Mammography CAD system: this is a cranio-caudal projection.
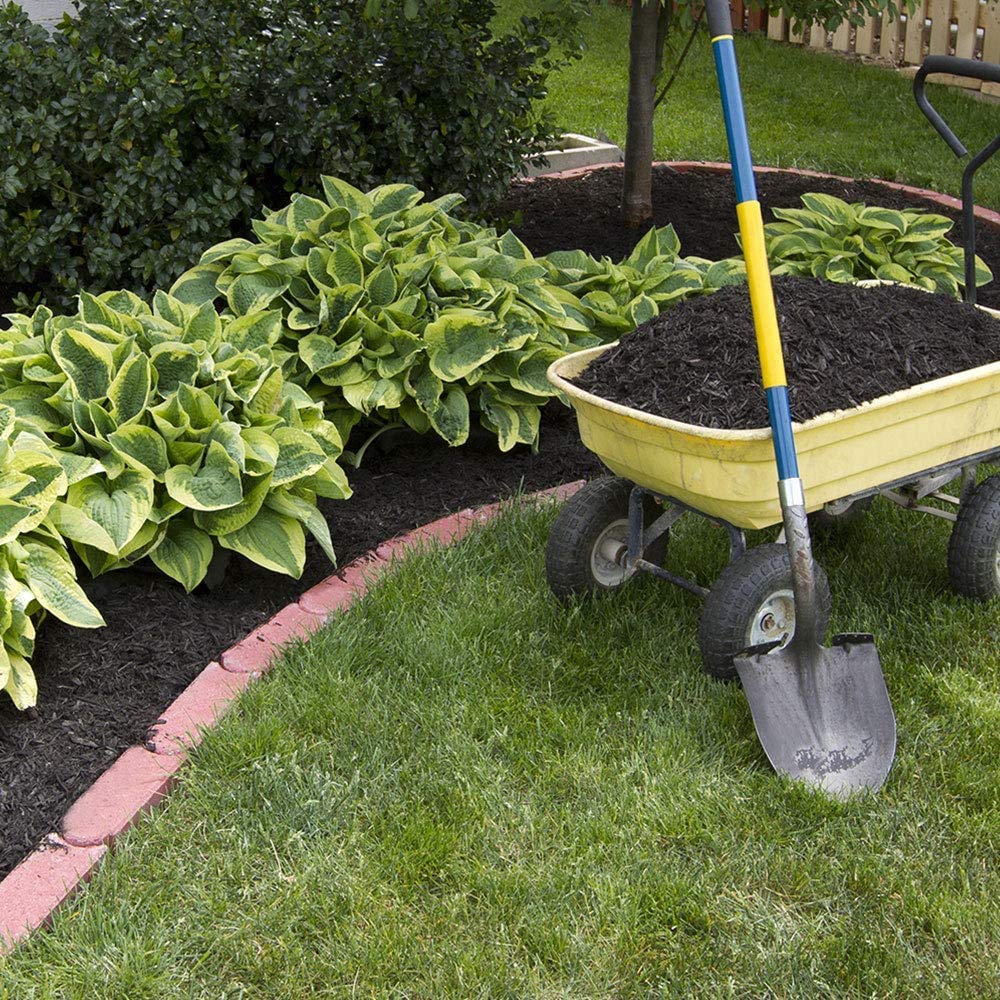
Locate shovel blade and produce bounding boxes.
[735,635,896,797]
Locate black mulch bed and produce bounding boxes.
[573,276,1000,429]
[498,164,1000,311]
[3,163,999,880]
[0,407,602,880]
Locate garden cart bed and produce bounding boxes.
[551,311,1000,530]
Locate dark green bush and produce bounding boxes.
[0,0,569,311]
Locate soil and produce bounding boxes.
[571,276,1000,429]
[497,164,1000,311]
[0,406,602,880]
[3,162,999,881]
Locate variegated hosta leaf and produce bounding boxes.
[149,517,214,593]
[165,441,244,511]
[16,537,105,629]
[218,506,306,578]
[68,471,156,551]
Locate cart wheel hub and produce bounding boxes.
[749,588,796,647]
[591,519,632,587]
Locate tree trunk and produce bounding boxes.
[622,0,671,227]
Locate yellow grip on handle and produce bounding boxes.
[736,200,786,390]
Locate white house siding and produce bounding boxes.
[19,1,77,28]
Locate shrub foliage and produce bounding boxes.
[0,0,567,311]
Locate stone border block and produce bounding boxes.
[145,662,256,755]
[0,835,106,956]
[60,747,185,848]
[219,602,323,674]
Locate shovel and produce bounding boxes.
[705,0,896,795]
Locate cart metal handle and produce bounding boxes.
[913,55,1000,305]
[914,56,1000,158]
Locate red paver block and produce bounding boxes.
[146,661,256,755]
[61,746,185,849]
[0,834,107,955]
[375,512,474,563]
[220,601,324,673]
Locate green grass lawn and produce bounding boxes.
[498,1,1000,210]
[1,498,996,996]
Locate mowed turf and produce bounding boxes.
[495,1,1000,211]
[2,498,996,997]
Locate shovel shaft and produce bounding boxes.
[706,0,818,642]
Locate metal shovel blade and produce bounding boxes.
[735,634,896,797]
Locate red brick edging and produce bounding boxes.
[0,482,584,956]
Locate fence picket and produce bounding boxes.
[880,10,899,58]
[831,16,851,51]
[767,11,786,40]
[855,14,878,54]
[903,8,926,63]
[953,0,978,57]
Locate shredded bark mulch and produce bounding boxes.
[3,163,1000,881]
[498,165,1000,311]
[572,276,1000,429]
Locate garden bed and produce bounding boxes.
[498,163,1000,311]
[3,161,999,881]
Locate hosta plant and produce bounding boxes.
[762,192,992,298]
[542,226,746,333]
[0,291,350,589]
[171,178,739,452]
[0,404,105,708]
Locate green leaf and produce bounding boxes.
[170,263,225,305]
[108,424,170,478]
[68,471,156,550]
[107,352,151,422]
[370,183,423,217]
[265,489,337,566]
[149,518,214,592]
[51,327,115,401]
[47,499,119,554]
[227,272,291,315]
[165,441,244,511]
[150,343,201,395]
[3,650,37,711]
[425,310,503,381]
[219,507,306,578]
[271,428,328,485]
[194,472,273,535]
[320,177,373,217]
[20,539,105,628]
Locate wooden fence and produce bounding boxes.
[757,0,1000,97]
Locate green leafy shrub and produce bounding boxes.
[0,404,105,708]
[0,0,568,311]
[763,192,992,298]
[0,291,350,592]
[172,179,733,453]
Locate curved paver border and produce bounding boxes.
[0,481,584,955]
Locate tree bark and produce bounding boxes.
[622,0,671,227]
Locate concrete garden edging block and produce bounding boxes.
[0,481,584,955]
[523,133,624,178]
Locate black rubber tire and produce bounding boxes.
[808,495,874,532]
[697,543,833,681]
[545,476,668,603]
[947,474,1000,600]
